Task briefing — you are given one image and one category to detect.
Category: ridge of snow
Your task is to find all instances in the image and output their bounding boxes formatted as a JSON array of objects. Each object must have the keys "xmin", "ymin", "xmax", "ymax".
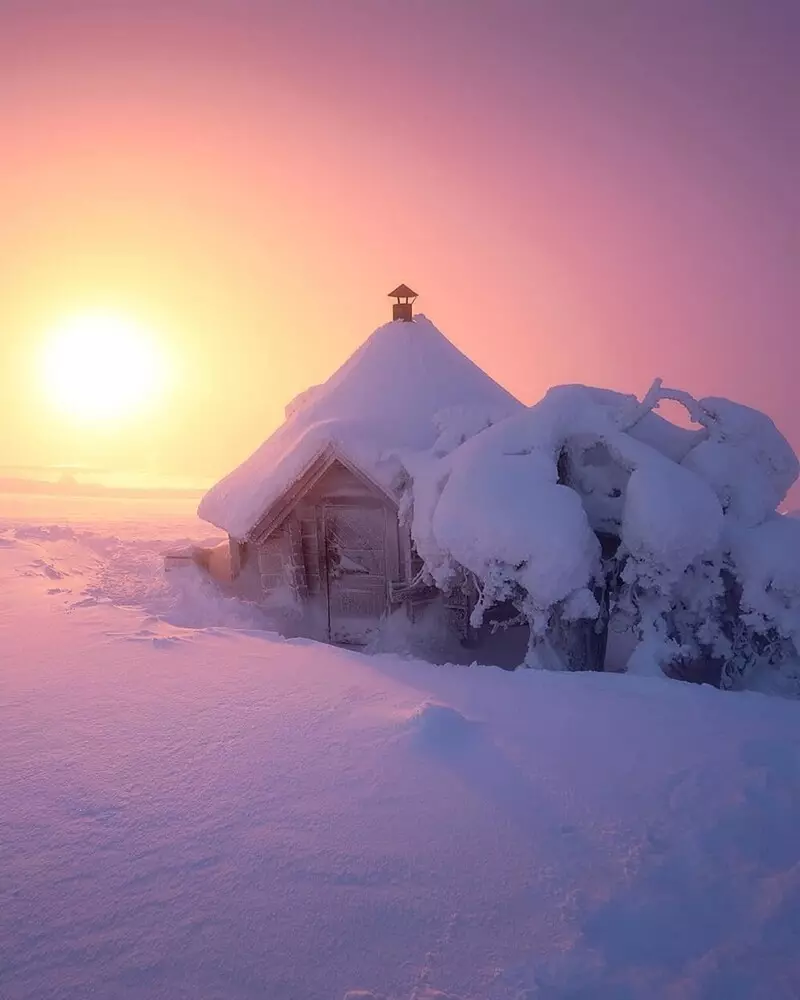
[{"xmin": 198, "ymin": 316, "xmax": 522, "ymax": 537}]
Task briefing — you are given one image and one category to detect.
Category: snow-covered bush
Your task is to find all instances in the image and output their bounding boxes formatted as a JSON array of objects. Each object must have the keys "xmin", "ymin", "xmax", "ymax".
[{"xmin": 400, "ymin": 379, "xmax": 800, "ymax": 693}]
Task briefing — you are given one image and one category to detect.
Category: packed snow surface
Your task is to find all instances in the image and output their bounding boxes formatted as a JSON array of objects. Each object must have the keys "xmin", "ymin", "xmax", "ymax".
[
  {"xmin": 2, "ymin": 495, "xmax": 800, "ymax": 999},
  {"xmin": 198, "ymin": 316, "xmax": 521, "ymax": 537}
]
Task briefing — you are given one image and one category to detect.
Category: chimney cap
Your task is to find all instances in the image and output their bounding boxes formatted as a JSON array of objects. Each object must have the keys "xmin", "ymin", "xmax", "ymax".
[{"xmin": 388, "ymin": 283, "xmax": 418, "ymax": 300}]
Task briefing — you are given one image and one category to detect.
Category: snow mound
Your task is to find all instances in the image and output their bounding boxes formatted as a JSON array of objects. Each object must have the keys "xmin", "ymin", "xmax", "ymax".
[
  {"xmin": 406, "ymin": 701, "xmax": 479, "ymax": 751},
  {"xmin": 622, "ymin": 460, "xmax": 723, "ymax": 573},
  {"xmin": 682, "ymin": 397, "xmax": 799, "ymax": 526},
  {"xmin": 199, "ymin": 316, "xmax": 521, "ymax": 537},
  {"xmin": 433, "ymin": 451, "xmax": 600, "ymax": 610}
]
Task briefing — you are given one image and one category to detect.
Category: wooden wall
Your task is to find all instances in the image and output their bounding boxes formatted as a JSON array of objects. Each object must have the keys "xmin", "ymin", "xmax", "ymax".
[{"xmin": 230, "ymin": 460, "xmax": 411, "ymax": 627}]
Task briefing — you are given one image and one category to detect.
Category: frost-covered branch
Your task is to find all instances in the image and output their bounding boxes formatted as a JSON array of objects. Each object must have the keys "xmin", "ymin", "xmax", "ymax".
[{"xmin": 620, "ymin": 377, "xmax": 709, "ymax": 431}]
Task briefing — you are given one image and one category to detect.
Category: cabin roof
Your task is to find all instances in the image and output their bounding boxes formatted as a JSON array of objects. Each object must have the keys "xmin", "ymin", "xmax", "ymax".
[
  {"xmin": 248, "ymin": 444, "xmax": 398, "ymax": 543},
  {"xmin": 198, "ymin": 314, "xmax": 522, "ymax": 539}
]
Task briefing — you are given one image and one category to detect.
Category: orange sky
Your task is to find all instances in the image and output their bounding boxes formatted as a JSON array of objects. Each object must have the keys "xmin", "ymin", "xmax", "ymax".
[{"xmin": 1, "ymin": 1, "xmax": 798, "ymax": 488}]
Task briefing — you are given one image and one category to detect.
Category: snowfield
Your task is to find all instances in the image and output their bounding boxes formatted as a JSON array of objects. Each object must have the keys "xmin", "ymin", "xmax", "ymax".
[{"xmin": 2, "ymin": 496, "xmax": 800, "ymax": 999}]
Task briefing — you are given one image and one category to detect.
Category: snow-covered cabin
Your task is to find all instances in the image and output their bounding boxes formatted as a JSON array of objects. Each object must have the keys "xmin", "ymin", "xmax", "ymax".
[{"xmin": 198, "ymin": 309, "xmax": 522, "ymax": 644}]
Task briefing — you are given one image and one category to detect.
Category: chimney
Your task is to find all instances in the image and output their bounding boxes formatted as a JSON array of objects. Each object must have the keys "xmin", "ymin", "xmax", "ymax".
[{"xmin": 388, "ymin": 284, "xmax": 418, "ymax": 322}]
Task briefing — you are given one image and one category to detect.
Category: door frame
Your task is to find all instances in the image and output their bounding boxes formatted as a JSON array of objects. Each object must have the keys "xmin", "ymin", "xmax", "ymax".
[{"xmin": 320, "ymin": 502, "xmax": 389, "ymax": 643}]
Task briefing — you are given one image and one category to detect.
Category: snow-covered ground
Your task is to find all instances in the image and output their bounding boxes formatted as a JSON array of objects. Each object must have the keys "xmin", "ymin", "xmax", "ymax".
[{"xmin": 2, "ymin": 495, "xmax": 800, "ymax": 1000}]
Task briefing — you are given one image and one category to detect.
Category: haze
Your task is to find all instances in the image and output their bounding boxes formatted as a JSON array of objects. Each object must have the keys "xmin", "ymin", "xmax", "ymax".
[{"xmin": 0, "ymin": 0, "xmax": 797, "ymax": 489}]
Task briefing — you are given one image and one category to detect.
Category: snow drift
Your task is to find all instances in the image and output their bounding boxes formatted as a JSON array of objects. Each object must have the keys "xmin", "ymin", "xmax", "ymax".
[{"xmin": 3, "ymin": 504, "xmax": 800, "ymax": 999}]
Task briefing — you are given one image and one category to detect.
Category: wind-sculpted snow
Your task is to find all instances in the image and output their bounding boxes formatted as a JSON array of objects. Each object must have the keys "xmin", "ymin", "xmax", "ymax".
[
  {"xmin": 1, "ymin": 501, "xmax": 800, "ymax": 999},
  {"xmin": 0, "ymin": 496, "xmax": 276, "ymax": 631}
]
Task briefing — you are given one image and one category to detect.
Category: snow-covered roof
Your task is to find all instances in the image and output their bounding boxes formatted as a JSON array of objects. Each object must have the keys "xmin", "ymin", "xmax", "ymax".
[{"xmin": 198, "ymin": 314, "xmax": 522, "ymax": 538}]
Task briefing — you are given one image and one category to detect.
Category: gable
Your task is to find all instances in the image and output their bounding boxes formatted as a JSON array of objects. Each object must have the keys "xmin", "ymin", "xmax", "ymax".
[{"xmin": 249, "ymin": 448, "xmax": 398, "ymax": 544}]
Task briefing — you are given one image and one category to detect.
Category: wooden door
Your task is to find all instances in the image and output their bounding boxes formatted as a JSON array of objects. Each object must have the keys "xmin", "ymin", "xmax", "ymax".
[{"xmin": 323, "ymin": 505, "xmax": 388, "ymax": 644}]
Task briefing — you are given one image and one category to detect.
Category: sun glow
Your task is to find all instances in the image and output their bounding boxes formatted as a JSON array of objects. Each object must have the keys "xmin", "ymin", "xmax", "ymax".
[{"xmin": 39, "ymin": 313, "xmax": 169, "ymax": 424}]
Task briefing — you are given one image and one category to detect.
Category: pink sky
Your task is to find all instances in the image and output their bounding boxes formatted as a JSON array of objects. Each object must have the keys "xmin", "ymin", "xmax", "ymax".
[{"xmin": 0, "ymin": 0, "xmax": 797, "ymax": 491}]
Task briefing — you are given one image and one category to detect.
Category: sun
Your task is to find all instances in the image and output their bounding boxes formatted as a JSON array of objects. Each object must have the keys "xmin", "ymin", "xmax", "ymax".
[{"xmin": 40, "ymin": 312, "xmax": 169, "ymax": 424}]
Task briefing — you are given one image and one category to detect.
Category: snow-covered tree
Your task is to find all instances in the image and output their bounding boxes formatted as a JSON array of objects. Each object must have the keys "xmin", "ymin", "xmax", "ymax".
[{"xmin": 401, "ymin": 380, "xmax": 800, "ymax": 694}]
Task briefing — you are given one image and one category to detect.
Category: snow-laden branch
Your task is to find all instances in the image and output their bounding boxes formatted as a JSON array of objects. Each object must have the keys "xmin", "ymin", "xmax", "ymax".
[
  {"xmin": 404, "ymin": 378, "xmax": 800, "ymax": 688},
  {"xmin": 620, "ymin": 377, "xmax": 710, "ymax": 431}
]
